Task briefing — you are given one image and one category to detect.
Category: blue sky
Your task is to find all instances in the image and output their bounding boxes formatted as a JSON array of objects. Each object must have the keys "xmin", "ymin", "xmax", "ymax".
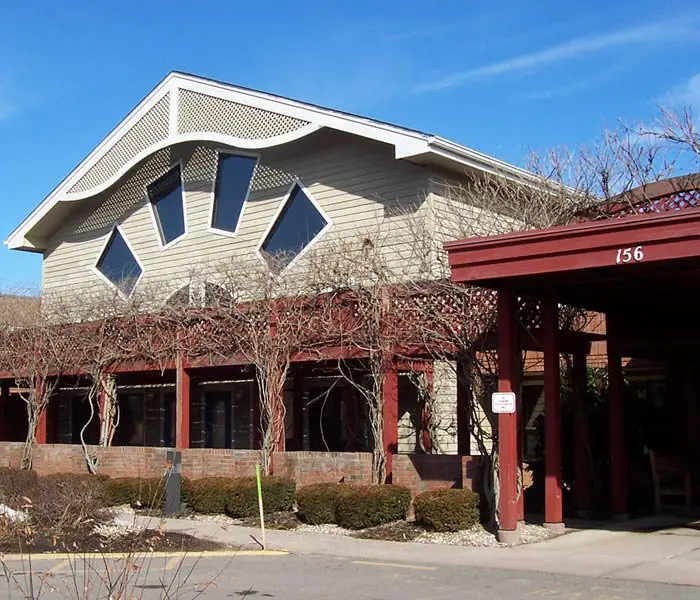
[{"xmin": 1, "ymin": 0, "xmax": 699, "ymax": 290}]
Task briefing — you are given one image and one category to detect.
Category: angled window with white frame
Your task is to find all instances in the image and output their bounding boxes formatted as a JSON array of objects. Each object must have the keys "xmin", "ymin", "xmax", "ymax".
[
  {"xmin": 259, "ymin": 182, "xmax": 330, "ymax": 272},
  {"xmin": 95, "ymin": 227, "xmax": 143, "ymax": 296},
  {"xmin": 147, "ymin": 164, "xmax": 186, "ymax": 247},
  {"xmin": 210, "ymin": 153, "xmax": 257, "ymax": 235}
]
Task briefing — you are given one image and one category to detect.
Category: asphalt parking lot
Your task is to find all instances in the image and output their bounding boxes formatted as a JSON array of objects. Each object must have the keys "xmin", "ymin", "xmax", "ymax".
[{"xmin": 2, "ymin": 550, "xmax": 699, "ymax": 600}]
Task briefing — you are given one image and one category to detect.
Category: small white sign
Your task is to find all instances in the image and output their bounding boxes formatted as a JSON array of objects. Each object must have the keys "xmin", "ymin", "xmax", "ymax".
[{"xmin": 492, "ymin": 392, "xmax": 516, "ymax": 414}]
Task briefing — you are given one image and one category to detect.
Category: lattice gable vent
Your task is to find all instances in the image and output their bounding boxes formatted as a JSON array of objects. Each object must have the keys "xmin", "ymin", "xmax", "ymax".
[
  {"xmin": 68, "ymin": 94, "xmax": 171, "ymax": 194},
  {"xmin": 177, "ymin": 89, "xmax": 310, "ymax": 139}
]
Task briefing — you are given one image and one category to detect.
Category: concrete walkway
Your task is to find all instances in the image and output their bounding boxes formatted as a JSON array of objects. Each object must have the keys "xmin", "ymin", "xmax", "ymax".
[{"xmin": 124, "ymin": 513, "xmax": 700, "ymax": 588}]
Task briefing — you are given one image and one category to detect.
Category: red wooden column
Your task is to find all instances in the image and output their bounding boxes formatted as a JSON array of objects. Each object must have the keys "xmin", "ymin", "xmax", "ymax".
[
  {"xmin": 496, "ymin": 290, "xmax": 520, "ymax": 544},
  {"xmin": 0, "ymin": 380, "xmax": 10, "ymax": 440},
  {"xmin": 383, "ymin": 362, "xmax": 399, "ymax": 484},
  {"xmin": 572, "ymin": 350, "xmax": 592, "ymax": 517},
  {"xmin": 607, "ymin": 314, "xmax": 627, "ymax": 519},
  {"xmin": 456, "ymin": 360, "xmax": 471, "ymax": 455},
  {"xmin": 35, "ymin": 376, "xmax": 48, "ymax": 445},
  {"xmin": 542, "ymin": 298, "xmax": 564, "ymax": 531},
  {"xmin": 292, "ymin": 367, "xmax": 305, "ymax": 451},
  {"xmin": 175, "ymin": 354, "xmax": 191, "ymax": 450}
]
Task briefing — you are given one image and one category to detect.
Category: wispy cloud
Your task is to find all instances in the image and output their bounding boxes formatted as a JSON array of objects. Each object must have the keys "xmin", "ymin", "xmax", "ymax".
[
  {"xmin": 514, "ymin": 63, "xmax": 627, "ymax": 101},
  {"xmin": 415, "ymin": 16, "xmax": 698, "ymax": 93},
  {"xmin": 666, "ymin": 73, "xmax": 700, "ymax": 109}
]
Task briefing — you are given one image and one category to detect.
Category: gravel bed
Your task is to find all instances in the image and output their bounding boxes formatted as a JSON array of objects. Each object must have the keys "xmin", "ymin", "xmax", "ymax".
[
  {"xmin": 149, "ymin": 508, "xmax": 560, "ymax": 547},
  {"xmin": 415, "ymin": 523, "xmax": 558, "ymax": 547}
]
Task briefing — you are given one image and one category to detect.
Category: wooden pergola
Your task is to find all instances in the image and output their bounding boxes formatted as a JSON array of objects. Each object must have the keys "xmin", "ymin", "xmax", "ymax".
[{"xmin": 445, "ymin": 187, "xmax": 700, "ymax": 544}]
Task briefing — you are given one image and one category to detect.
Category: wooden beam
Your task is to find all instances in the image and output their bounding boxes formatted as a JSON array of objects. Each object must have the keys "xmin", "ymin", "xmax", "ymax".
[
  {"xmin": 496, "ymin": 291, "xmax": 520, "ymax": 543},
  {"xmin": 542, "ymin": 299, "xmax": 564, "ymax": 530}
]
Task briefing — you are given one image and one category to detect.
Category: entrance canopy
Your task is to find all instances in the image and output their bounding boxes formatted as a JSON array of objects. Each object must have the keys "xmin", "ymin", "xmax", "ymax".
[{"xmin": 445, "ymin": 204, "xmax": 700, "ymax": 358}]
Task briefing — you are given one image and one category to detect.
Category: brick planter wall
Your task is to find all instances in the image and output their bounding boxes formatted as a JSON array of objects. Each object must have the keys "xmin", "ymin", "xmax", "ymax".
[
  {"xmin": 0, "ymin": 442, "xmax": 476, "ymax": 495},
  {"xmin": 393, "ymin": 454, "xmax": 480, "ymax": 494},
  {"xmin": 273, "ymin": 452, "xmax": 374, "ymax": 485}
]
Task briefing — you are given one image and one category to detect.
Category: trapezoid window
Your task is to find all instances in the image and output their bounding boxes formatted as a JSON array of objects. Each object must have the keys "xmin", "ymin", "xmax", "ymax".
[
  {"xmin": 211, "ymin": 153, "xmax": 257, "ymax": 234},
  {"xmin": 147, "ymin": 164, "xmax": 186, "ymax": 247},
  {"xmin": 95, "ymin": 228, "xmax": 143, "ymax": 295},
  {"xmin": 260, "ymin": 183, "xmax": 329, "ymax": 272}
]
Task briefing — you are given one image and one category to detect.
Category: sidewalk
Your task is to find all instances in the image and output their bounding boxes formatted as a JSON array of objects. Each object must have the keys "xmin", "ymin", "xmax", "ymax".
[{"xmin": 125, "ymin": 513, "xmax": 700, "ymax": 587}]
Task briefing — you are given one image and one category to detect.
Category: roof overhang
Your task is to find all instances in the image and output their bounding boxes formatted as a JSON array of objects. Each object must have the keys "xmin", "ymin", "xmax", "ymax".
[
  {"xmin": 445, "ymin": 207, "xmax": 700, "ymax": 315},
  {"xmin": 6, "ymin": 71, "xmax": 537, "ymax": 253}
]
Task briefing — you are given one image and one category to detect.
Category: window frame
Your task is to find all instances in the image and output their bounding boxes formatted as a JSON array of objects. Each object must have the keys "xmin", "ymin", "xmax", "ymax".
[
  {"xmin": 145, "ymin": 161, "xmax": 188, "ymax": 250},
  {"xmin": 255, "ymin": 178, "xmax": 333, "ymax": 274},
  {"xmin": 92, "ymin": 224, "xmax": 145, "ymax": 298},
  {"xmin": 208, "ymin": 149, "xmax": 260, "ymax": 239}
]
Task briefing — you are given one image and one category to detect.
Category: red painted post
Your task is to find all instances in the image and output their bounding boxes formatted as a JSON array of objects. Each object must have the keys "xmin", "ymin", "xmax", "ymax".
[
  {"xmin": 383, "ymin": 363, "xmax": 399, "ymax": 484},
  {"xmin": 497, "ymin": 290, "xmax": 520, "ymax": 543},
  {"xmin": 0, "ymin": 380, "xmax": 10, "ymax": 441},
  {"xmin": 293, "ymin": 367, "xmax": 305, "ymax": 451},
  {"xmin": 607, "ymin": 314, "xmax": 627, "ymax": 519},
  {"xmin": 542, "ymin": 298, "xmax": 564, "ymax": 530},
  {"xmin": 175, "ymin": 355, "xmax": 191, "ymax": 450},
  {"xmin": 35, "ymin": 376, "xmax": 48, "ymax": 445},
  {"xmin": 421, "ymin": 364, "xmax": 434, "ymax": 454},
  {"xmin": 456, "ymin": 360, "xmax": 470, "ymax": 455},
  {"xmin": 572, "ymin": 350, "xmax": 592, "ymax": 517}
]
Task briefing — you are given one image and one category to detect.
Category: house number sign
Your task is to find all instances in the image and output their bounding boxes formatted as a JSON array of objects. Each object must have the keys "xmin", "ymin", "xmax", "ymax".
[{"xmin": 615, "ymin": 245, "xmax": 644, "ymax": 264}]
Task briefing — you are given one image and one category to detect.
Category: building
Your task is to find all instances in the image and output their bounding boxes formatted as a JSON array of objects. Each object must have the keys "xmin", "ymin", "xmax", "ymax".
[{"xmin": 4, "ymin": 72, "xmax": 686, "ymax": 523}]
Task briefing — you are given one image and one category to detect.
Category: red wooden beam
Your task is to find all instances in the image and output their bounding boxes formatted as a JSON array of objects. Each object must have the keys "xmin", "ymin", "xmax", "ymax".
[
  {"xmin": 446, "ymin": 206, "xmax": 700, "ymax": 283},
  {"xmin": 496, "ymin": 291, "xmax": 520, "ymax": 543},
  {"xmin": 542, "ymin": 299, "xmax": 564, "ymax": 530},
  {"xmin": 607, "ymin": 314, "xmax": 627, "ymax": 519},
  {"xmin": 35, "ymin": 376, "xmax": 47, "ymax": 445},
  {"xmin": 175, "ymin": 354, "xmax": 191, "ymax": 450},
  {"xmin": 572, "ymin": 350, "xmax": 592, "ymax": 517},
  {"xmin": 383, "ymin": 362, "xmax": 399, "ymax": 484}
]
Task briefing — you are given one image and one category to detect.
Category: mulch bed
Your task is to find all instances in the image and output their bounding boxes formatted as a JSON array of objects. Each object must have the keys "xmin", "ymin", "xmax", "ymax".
[
  {"xmin": 351, "ymin": 521, "xmax": 425, "ymax": 542},
  {"xmin": 0, "ymin": 529, "xmax": 231, "ymax": 555},
  {"xmin": 234, "ymin": 511, "xmax": 302, "ymax": 530}
]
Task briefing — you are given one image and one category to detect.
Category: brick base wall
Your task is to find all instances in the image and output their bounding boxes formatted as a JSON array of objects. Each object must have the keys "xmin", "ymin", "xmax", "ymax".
[
  {"xmin": 393, "ymin": 454, "xmax": 480, "ymax": 494},
  {"xmin": 274, "ymin": 451, "xmax": 373, "ymax": 485},
  {"xmin": 0, "ymin": 443, "xmax": 476, "ymax": 495},
  {"xmin": 0, "ymin": 443, "xmax": 373, "ymax": 486}
]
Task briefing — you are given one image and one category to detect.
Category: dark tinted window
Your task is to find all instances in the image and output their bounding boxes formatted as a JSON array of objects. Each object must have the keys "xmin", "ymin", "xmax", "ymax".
[
  {"xmin": 148, "ymin": 165, "xmax": 185, "ymax": 245},
  {"xmin": 96, "ymin": 228, "xmax": 142, "ymax": 295},
  {"xmin": 260, "ymin": 184, "xmax": 328, "ymax": 271},
  {"xmin": 212, "ymin": 154, "xmax": 257, "ymax": 233}
]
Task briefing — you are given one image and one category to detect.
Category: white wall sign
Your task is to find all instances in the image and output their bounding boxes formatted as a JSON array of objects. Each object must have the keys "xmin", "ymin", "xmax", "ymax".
[{"xmin": 492, "ymin": 392, "xmax": 516, "ymax": 414}]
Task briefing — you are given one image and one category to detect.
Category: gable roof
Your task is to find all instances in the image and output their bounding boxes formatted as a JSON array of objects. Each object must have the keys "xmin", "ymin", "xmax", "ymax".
[{"xmin": 6, "ymin": 71, "xmax": 537, "ymax": 252}]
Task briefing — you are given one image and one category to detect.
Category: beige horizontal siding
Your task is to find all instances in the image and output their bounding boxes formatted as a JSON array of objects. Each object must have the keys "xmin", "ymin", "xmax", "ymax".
[{"xmin": 42, "ymin": 131, "xmax": 432, "ymax": 302}]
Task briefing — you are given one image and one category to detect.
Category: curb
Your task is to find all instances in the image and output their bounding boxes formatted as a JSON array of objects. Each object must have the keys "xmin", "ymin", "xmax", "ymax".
[{"xmin": 0, "ymin": 549, "xmax": 289, "ymax": 561}]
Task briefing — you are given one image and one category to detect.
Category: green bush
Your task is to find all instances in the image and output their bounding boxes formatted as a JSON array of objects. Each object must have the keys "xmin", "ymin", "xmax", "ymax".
[
  {"xmin": 225, "ymin": 476, "xmax": 296, "ymax": 518},
  {"xmin": 336, "ymin": 485, "xmax": 411, "ymax": 530},
  {"xmin": 413, "ymin": 489, "xmax": 480, "ymax": 532},
  {"xmin": 187, "ymin": 477, "xmax": 234, "ymax": 514},
  {"xmin": 297, "ymin": 483, "xmax": 350, "ymax": 524},
  {"xmin": 104, "ymin": 477, "xmax": 165, "ymax": 508}
]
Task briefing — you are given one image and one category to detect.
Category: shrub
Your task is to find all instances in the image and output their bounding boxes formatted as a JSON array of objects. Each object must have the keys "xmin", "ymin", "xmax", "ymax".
[
  {"xmin": 104, "ymin": 477, "xmax": 165, "ymax": 508},
  {"xmin": 413, "ymin": 489, "xmax": 480, "ymax": 532},
  {"xmin": 32, "ymin": 473, "xmax": 110, "ymax": 531},
  {"xmin": 0, "ymin": 468, "xmax": 39, "ymax": 507},
  {"xmin": 297, "ymin": 483, "xmax": 350, "ymax": 525},
  {"xmin": 187, "ymin": 477, "xmax": 234, "ymax": 514},
  {"xmin": 336, "ymin": 485, "xmax": 411, "ymax": 530},
  {"xmin": 225, "ymin": 477, "xmax": 296, "ymax": 518}
]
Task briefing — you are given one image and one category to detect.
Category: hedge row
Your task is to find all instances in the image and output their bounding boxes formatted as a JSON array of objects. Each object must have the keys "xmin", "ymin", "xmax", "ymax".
[
  {"xmin": 297, "ymin": 483, "xmax": 411, "ymax": 529},
  {"xmin": 297, "ymin": 483, "xmax": 480, "ymax": 531},
  {"xmin": 186, "ymin": 476, "xmax": 295, "ymax": 517}
]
